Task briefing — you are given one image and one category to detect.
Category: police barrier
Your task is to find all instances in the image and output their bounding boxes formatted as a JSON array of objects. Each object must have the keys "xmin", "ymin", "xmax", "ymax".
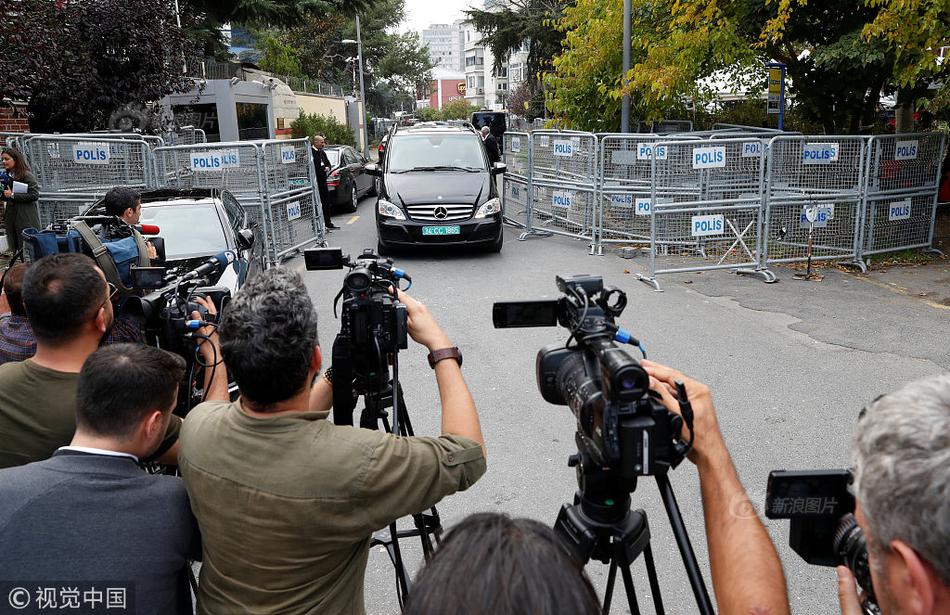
[
  {"xmin": 154, "ymin": 140, "xmax": 325, "ymax": 266},
  {"xmin": 763, "ymin": 136, "xmax": 867, "ymax": 269},
  {"xmin": 501, "ymin": 132, "xmax": 534, "ymax": 234},
  {"xmin": 636, "ymin": 138, "xmax": 775, "ymax": 291},
  {"xmin": 597, "ymin": 134, "xmax": 665, "ymax": 247},
  {"xmin": 860, "ymin": 132, "xmax": 946, "ymax": 259},
  {"xmin": 22, "ymin": 136, "xmax": 154, "ymax": 227},
  {"xmin": 528, "ymin": 130, "xmax": 599, "ymax": 251}
]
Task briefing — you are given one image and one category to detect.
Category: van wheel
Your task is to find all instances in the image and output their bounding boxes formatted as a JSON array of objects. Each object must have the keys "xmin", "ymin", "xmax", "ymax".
[
  {"xmin": 377, "ymin": 239, "xmax": 393, "ymax": 256},
  {"xmin": 486, "ymin": 230, "xmax": 504, "ymax": 253}
]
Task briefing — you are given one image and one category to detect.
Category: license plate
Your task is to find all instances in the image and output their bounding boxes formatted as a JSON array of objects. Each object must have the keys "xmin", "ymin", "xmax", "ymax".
[{"xmin": 422, "ymin": 225, "xmax": 461, "ymax": 236}]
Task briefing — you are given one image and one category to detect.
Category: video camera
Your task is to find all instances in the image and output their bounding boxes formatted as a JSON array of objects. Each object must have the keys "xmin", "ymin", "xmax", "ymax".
[
  {"xmin": 494, "ymin": 275, "xmax": 692, "ymax": 483},
  {"xmin": 766, "ymin": 469, "xmax": 879, "ymax": 614},
  {"xmin": 494, "ymin": 275, "xmax": 714, "ymax": 615},
  {"xmin": 304, "ymin": 247, "xmax": 410, "ymax": 427}
]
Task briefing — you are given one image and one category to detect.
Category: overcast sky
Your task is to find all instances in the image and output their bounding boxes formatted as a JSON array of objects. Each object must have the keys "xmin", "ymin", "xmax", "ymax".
[{"xmin": 399, "ymin": 0, "xmax": 478, "ymax": 34}]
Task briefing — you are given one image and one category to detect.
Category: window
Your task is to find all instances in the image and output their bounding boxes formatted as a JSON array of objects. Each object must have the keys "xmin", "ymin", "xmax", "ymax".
[
  {"xmin": 342, "ymin": 148, "xmax": 359, "ymax": 165},
  {"xmin": 221, "ymin": 191, "xmax": 245, "ymax": 236},
  {"xmin": 387, "ymin": 134, "xmax": 486, "ymax": 172}
]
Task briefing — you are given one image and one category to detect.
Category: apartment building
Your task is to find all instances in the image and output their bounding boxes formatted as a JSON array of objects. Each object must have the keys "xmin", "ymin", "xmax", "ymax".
[{"xmin": 421, "ymin": 21, "xmax": 465, "ymax": 73}]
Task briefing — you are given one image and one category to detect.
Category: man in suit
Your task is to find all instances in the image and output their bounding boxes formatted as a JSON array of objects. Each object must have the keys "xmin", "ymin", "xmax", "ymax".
[
  {"xmin": 0, "ymin": 344, "xmax": 201, "ymax": 615},
  {"xmin": 312, "ymin": 135, "xmax": 339, "ymax": 231},
  {"xmin": 481, "ymin": 126, "xmax": 501, "ymax": 165}
]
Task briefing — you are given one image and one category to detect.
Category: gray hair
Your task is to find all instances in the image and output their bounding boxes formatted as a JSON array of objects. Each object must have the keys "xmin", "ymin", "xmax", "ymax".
[
  {"xmin": 218, "ymin": 267, "xmax": 319, "ymax": 408},
  {"xmin": 853, "ymin": 373, "xmax": 950, "ymax": 584},
  {"xmin": 480, "ymin": 126, "xmax": 490, "ymax": 135}
]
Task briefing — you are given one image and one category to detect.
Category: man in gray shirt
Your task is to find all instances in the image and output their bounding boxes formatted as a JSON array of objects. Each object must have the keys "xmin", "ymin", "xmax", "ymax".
[{"xmin": 0, "ymin": 344, "xmax": 201, "ymax": 615}]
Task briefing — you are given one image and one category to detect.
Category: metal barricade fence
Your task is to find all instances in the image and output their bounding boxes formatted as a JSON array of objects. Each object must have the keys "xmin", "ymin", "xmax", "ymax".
[
  {"xmin": 528, "ymin": 130, "xmax": 598, "ymax": 250},
  {"xmin": 501, "ymin": 132, "xmax": 532, "ymax": 231},
  {"xmin": 259, "ymin": 139, "xmax": 324, "ymax": 264},
  {"xmin": 763, "ymin": 135, "xmax": 867, "ymax": 268},
  {"xmin": 23, "ymin": 135, "xmax": 154, "ymax": 227},
  {"xmin": 638, "ymin": 138, "xmax": 774, "ymax": 291},
  {"xmin": 598, "ymin": 134, "xmax": 662, "ymax": 247},
  {"xmin": 860, "ymin": 132, "xmax": 947, "ymax": 259}
]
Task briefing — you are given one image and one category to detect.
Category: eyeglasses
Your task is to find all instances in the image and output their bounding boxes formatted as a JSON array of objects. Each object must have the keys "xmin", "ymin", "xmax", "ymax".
[{"xmin": 99, "ymin": 282, "xmax": 118, "ymax": 310}]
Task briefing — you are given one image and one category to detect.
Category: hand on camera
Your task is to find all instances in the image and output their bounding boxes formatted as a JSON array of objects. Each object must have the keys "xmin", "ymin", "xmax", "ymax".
[
  {"xmin": 836, "ymin": 566, "xmax": 864, "ymax": 615},
  {"xmin": 191, "ymin": 296, "xmax": 219, "ymax": 361},
  {"xmin": 2, "ymin": 189, "xmax": 11, "ymax": 199},
  {"xmin": 641, "ymin": 360, "xmax": 725, "ymax": 465},
  {"xmin": 145, "ymin": 240, "xmax": 158, "ymax": 261},
  {"xmin": 395, "ymin": 290, "xmax": 452, "ymax": 352}
]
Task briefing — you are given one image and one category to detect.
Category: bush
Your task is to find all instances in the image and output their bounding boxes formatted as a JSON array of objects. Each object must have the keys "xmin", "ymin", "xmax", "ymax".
[{"xmin": 291, "ymin": 111, "xmax": 356, "ymax": 146}]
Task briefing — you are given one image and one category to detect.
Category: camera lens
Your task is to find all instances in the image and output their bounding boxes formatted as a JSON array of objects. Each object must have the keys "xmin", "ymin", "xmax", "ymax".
[
  {"xmin": 834, "ymin": 513, "xmax": 878, "ymax": 609},
  {"xmin": 346, "ymin": 270, "xmax": 372, "ymax": 292}
]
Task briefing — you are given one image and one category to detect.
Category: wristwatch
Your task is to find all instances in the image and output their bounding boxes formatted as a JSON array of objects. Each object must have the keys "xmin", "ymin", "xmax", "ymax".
[{"xmin": 427, "ymin": 347, "xmax": 462, "ymax": 369}]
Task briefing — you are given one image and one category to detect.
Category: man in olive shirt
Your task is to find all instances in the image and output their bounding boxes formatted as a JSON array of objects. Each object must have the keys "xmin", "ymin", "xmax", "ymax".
[
  {"xmin": 0, "ymin": 253, "xmax": 220, "ymax": 468},
  {"xmin": 179, "ymin": 268, "xmax": 486, "ymax": 614}
]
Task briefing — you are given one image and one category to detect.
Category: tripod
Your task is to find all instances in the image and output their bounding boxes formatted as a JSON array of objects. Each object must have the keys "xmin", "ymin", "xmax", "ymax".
[
  {"xmin": 555, "ymin": 460, "xmax": 716, "ymax": 615},
  {"xmin": 354, "ymin": 378, "xmax": 443, "ymax": 608}
]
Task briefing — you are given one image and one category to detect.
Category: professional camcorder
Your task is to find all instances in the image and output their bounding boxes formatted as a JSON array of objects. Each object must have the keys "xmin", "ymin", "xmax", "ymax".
[
  {"xmin": 305, "ymin": 247, "xmax": 410, "ymax": 428},
  {"xmin": 766, "ymin": 469, "xmax": 880, "ymax": 615},
  {"xmin": 494, "ymin": 275, "xmax": 714, "ymax": 615}
]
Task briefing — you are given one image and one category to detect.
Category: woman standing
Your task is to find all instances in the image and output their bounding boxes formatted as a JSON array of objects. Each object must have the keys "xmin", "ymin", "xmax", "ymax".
[{"xmin": 1, "ymin": 148, "xmax": 40, "ymax": 255}]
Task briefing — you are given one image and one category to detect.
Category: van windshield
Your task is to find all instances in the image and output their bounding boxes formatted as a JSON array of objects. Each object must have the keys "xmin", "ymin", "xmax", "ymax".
[{"xmin": 387, "ymin": 134, "xmax": 485, "ymax": 173}]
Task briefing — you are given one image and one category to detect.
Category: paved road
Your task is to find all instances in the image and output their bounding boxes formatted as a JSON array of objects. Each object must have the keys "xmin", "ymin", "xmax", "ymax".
[{"xmin": 292, "ymin": 197, "xmax": 947, "ymax": 614}]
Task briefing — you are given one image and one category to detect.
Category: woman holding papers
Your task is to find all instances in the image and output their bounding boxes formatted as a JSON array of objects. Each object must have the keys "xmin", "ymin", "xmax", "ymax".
[{"xmin": 1, "ymin": 148, "xmax": 40, "ymax": 255}]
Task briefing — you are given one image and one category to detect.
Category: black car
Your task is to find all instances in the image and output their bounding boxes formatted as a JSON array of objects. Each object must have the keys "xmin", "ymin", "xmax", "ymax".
[
  {"xmin": 324, "ymin": 145, "xmax": 375, "ymax": 213},
  {"xmin": 367, "ymin": 122, "xmax": 507, "ymax": 254}
]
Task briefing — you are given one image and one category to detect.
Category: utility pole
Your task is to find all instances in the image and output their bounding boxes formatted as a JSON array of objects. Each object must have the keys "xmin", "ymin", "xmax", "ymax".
[
  {"xmin": 356, "ymin": 16, "xmax": 369, "ymax": 157},
  {"xmin": 620, "ymin": 0, "xmax": 631, "ymax": 132}
]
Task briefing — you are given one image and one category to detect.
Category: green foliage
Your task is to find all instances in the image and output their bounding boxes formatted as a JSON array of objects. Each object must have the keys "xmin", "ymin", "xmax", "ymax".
[
  {"xmin": 438, "ymin": 99, "xmax": 480, "ymax": 120},
  {"xmin": 548, "ymin": 0, "xmax": 948, "ymax": 133},
  {"xmin": 291, "ymin": 111, "xmax": 356, "ymax": 146},
  {"xmin": 465, "ymin": 0, "xmax": 567, "ymax": 79},
  {"xmin": 416, "ymin": 107, "xmax": 441, "ymax": 121},
  {"xmin": 257, "ymin": 33, "xmax": 305, "ymax": 77},
  {"xmin": 1, "ymin": 0, "xmax": 199, "ymax": 132}
]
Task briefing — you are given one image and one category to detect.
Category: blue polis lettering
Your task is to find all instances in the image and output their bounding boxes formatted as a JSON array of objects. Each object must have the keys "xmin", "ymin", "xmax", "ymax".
[
  {"xmin": 896, "ymin": 146, "xmax": 917, "ymax": 158},
  {"xmin": 554, "ymin": 143, "xmax": 572, "ymax": 155},
  {"xmin": 553, "ymin": 194, "xmax": 571, "ymax": 206},
  {"xmin": 890, "ymin": 205, "xmax": 910, "ymax": 217},
  {"xmin": 694, "ymin": 218, "xmax": 723, "ymax": 233},
  {"xmin": 77, "ymin": 149, "xmax": 107, "ymax": 161},
  {"xmin": 694, "ymin": 150, "xmax": 724, "ymax": 165},
  {"xmin": 804, "ymin": 149, "xmax": 835, "ymax": 161},
  {"xmin": 222, "ymin": 154, "xmax": 237, "ymax": 165}
]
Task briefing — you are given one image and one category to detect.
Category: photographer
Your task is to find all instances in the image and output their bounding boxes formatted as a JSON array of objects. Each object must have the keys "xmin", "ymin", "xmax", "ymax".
[
  {"xmin": 178, "ymin": 268, "xmax": 486, "ymax": 614},
  {"xmin": 644, "ymin": 360, "xmax": 790, "ymax": 615},
  {"xmin": 0, "ymin": 344, "xmax": 201, "ymax": 615},
  {"xmin": 837, "ymin": 375, "xmax": 950, "ymax": 615},
  {"xmin": 0, "ymin": 264, "xmax": 34, "ymax": 364},
  {"xmin": 0, "ymin": 253, "xmax": 224, "ymax": 469}
]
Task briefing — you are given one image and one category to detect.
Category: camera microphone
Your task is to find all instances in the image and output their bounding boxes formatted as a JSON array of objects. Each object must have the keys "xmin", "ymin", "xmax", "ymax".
[
  {"xmin": 135, "ymin": 224, "xmax": 161, "ymax": 235},
  {"xmin": 181, "ymin": 250, "xmax": 237, "ymax": 281}
]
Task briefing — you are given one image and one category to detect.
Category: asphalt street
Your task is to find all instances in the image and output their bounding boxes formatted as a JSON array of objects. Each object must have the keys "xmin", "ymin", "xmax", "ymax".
[{"xmin": 291, "ymin": 195, "xmax": 948, "ymax": 615}]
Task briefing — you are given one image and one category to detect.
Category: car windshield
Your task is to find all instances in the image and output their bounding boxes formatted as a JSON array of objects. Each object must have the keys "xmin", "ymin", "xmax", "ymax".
[
  {"xmin": 324, "ymin": 149, "xmax": 341, "ymax": 166},
  {"xmin": 140, "ymin": 202, "xmax": 229, "ymax": 260},
  {"xmin": 387, "ymin": 134, "xmax": 485, "ymax": 172}
]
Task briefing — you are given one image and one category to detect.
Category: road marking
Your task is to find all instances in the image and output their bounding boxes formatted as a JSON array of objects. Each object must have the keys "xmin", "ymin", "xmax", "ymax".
[
  {"xmin": 855, "ymin": 275, "xmax": 950, "ymax": 311},
  {"xmin": 347, "ymin": 216, "xmax": 359, "ymax": 225}
]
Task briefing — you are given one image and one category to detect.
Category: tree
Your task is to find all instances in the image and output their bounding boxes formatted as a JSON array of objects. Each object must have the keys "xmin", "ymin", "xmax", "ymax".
[
  {"xmin": 1, "ymin": 0, "xmax": 200, "ymax": 133},
  {"xmin": 438, "ymin": 99, "xmax": 479, "ymax": 120},
  {"xmin": 257, "ymin": 33, "xmax": 305, "ymax": 77},
  {"xmin": 547, "ymin": 0, "xmax": 948, "ymax": 133},
  {"xmin": 291, "ymin": 111, "xmax": 356, "ymax": 145},
  {"xmin": 465, "ymin": 0, "xmax": 568, "ymax": 79}
]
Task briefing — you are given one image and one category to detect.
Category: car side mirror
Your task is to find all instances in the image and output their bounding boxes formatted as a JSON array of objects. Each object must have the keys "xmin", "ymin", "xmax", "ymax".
[
  {"xmin": 492, "ymin": 162, "xmax": 507, "ymax": 175},
  {"xmin": 365, "ymin": 163, "xmax": 382, "ymax": 176},
  {"xmin": 236, "ymin": 228, "xmax": 255, "ymax": 251}
]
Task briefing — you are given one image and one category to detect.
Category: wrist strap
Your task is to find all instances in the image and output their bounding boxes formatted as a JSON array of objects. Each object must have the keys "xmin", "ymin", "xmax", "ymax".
[{"xmin": 427, "ymin": 347, "xmax": 462, "ymax": 369}]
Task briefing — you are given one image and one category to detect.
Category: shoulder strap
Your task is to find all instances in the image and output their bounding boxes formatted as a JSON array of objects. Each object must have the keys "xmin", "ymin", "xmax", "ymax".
[
  {"xmin": 131, "ymin": 228, "xmax": 149, "ymax": 268},
  {"xmin": 72, "ymin": 220, "xmax": 132, "ymax": 293}
]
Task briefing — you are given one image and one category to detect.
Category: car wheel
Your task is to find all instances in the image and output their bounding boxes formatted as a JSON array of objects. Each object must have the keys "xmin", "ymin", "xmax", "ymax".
[
  {"xmin": 345, "ymin": 185, "xmax": 358, "ymax": 213},
  {"xmin": 486, "ymin": 229, "xmax": 504, "ymax": 253},
  {"xmin": 377, "ymin": 238, "xmax": 394, "ymax": 256}
]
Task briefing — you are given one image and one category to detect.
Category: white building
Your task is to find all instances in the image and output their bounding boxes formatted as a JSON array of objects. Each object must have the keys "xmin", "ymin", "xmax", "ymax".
[
  {"xmin": 421, "ymin": 21, "xmax": 465, "ymax": 73},
  {"xmin": 461, "ymin": 3, "xmax": 530, "ymax": 111}
]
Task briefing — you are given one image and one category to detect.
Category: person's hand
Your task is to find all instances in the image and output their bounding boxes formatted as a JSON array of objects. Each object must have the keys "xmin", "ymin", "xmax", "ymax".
[
  {"xmin": 836, "ymin": 567, "xmax": 864, "ymax": 615},
  {"xmin": 191, "ymin": 296, "xmax": 220, "ymax": 361},
  {"xmin": 640, "ymin": 359, "xmax": 724, "ymax": 465},
  {"xmin": 145, "ymin": 240, "xmax": 158, "ymax": 260},
  {"xmin": 2, "ymin": 189, "xmax": 11, "ymax": 198},
  {"xmin": 395, "ymin": 289, "xmax": 452, "ymax": 352}
]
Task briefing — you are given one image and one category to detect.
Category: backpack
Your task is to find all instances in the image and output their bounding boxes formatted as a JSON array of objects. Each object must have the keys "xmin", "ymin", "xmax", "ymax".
[{"xmin": 21, "ymin": 221, "xmax": 149, "ymax": 293}]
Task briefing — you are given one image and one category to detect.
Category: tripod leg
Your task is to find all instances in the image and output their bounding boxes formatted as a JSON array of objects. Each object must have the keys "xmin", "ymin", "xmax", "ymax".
[
  {"xmin": 603, "ymin": 557, "xmax": 618, "ymax": 615},
  {"xmin": 642, "ymin": 544, "xmax": 666, "ymax": 615},
  {"xmin": 387, "ymin": 520, "xmax": 411, "ymax": 606},
  {"xmin": 656, "ymin": 475, "xmax": 715, "ymax": 615},
  {"xmin": 619, "ymin": 561, "xmax": 642, "ymax": 615}
]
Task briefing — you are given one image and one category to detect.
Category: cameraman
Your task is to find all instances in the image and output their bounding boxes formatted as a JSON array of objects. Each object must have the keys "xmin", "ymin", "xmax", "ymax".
[
  {"xmin": 103, "ymin": 186, "xmax": 158, "ymax": 260},
  {"xmin": 178, "ymin": 268, "xmax": 486, "ymax": 614},
  {"xmin": 837, "ymin": 375, "xmax": 949, "ymax": 615},
  {"xmin": 644, "ymin": 360, "xmax": 791, "ymax": 615}
]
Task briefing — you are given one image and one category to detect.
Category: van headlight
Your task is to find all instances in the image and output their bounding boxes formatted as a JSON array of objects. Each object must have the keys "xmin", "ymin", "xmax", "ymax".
[
  {"xmin": 474, "ymin": 198, "xmax": 502, "ymax": 219},
  {"xmin": 378, "ymin": 199, "xmax": 406, "ymax": 220}
]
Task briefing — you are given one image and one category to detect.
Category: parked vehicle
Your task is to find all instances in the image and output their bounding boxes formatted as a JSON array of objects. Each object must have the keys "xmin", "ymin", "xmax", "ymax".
[
  {"xmin": 471, "ymin": 111, "xmax": 508, "ymax": 153},
  {"xmin": 367, "ymin": 122, "xmax": 507, "ymax": 254},
  {"xmin": 85, "ymin": 188, "xmax": 264, "ymax": 294},
  {"xmin": 324, "ymin": 145, "xmax": 375, "ymax": 213}
]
